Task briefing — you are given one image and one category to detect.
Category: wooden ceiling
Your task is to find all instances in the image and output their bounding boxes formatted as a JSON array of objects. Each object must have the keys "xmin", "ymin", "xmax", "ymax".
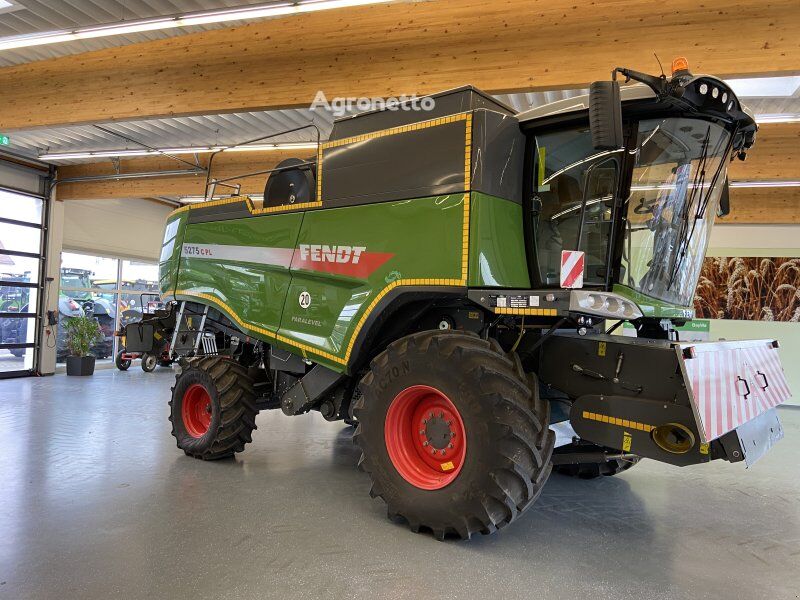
[{"xmin": 1, "ymin": 0, "xmax": 799, "ymax": 130}]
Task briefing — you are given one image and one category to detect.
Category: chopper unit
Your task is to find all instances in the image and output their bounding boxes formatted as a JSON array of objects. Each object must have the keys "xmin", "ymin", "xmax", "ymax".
[{"xmin": 150, "ymin": 58, "xmax": 790, "ymax": 539}]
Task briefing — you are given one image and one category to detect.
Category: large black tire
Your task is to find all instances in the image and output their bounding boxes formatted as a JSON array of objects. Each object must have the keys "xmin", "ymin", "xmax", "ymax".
[
  {"xmin": 354, "ymin": 330, "xmax": 554, "ymax": 540},
  {"xmin": 141, "ymin": 352, "xmax": 157, "ymax": 372},
  {"xmin": 169, "ymin": 356, "xmax": 258, "ymax": 460},
  {"xmin": 553, "ymin": 440, "xmax": 640, "ymax": 479},
  {"xmin": 115, "ymin": 350, "xmax": 131, "ymax": 371}
]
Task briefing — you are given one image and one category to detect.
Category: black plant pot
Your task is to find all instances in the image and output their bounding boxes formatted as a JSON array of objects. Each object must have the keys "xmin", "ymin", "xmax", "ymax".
[{"xmin": 66, "ymin": 355, "xmax": 96, "ymax": 376}]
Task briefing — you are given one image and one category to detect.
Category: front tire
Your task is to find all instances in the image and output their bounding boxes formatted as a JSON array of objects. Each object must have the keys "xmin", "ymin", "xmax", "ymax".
[
  {"xmin": 355, "ymin": 330, "xmax": 554, "ymax": 540},
  {"xmin": 169, "ymin": 356, "xmax": 258, "ymax": 460}
]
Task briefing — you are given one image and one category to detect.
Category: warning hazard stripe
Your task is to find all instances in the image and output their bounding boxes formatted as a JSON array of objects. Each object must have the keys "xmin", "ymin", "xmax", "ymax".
[
  {"xmin": 683, "ymin": 343, "xmax": 791, "ymax": 442},
  {"xmin": 560, "ymin": 250, "xmax": 584, "ymax": 288}
]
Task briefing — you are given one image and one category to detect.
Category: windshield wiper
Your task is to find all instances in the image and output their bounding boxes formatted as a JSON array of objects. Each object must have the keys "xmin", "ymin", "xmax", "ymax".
[{"xmin": 666, "ymin": 125, "xmax": 731, "ymax": 290}]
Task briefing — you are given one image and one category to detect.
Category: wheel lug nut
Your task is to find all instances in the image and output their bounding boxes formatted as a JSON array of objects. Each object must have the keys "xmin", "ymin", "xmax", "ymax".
[
  {"xmin": 439, "ymin": 412, "xmax": 444, "ymax": 418},
  {"xmin": 449, "ymin": 443, "xmax": 454, "ymax": 449},
  {"xmin": 419, "ymin": 430, "xmax": 425, "ymax": 435},
  {"xmin": 423, "ymin": 419, "xmax": 428, "ymax": 424},
  {"xmin": 429, "ymin": 412, "xmax": 434, "ymax": 419},
  {"xmin": 450, "ymin": 432, "xmax": 456, "ymax": 438},
  {"xmin": 446, "ymin": 420, "xmax": 452, "ymax": 425},
  {"xmin": 440, "ymin": 449, "xmax": 446, "ymax": 455},
  {"xmin": 423, "ymin": 441, "xmax": 429, "ymax": 447},
  {"xmin": 431, "ymin": 449, "xmax": 436, "ymax": 455}
]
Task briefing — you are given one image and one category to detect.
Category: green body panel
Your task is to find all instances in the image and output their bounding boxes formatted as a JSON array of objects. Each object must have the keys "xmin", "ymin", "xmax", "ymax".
[
  {"xmin": 176, "ymin": 212, "xmax": 304, "ymax": 337},
  {"xmin": 613, "ymin": 284, "xmax": 695, "ymax": 320},
  {"xmin": 279, "ymin": 194, "xmax": 466, "ymax": 369},
  {"xmin": 467, "ymin": 192, "xmax": 530, "ymax": 288},
  {"xmin": 161, "ymin": 194, "xmax": 468, "ymax": 372},
  {"xmin": 158, "ymin": 213, "xmax": 187, "ymax": 296}
]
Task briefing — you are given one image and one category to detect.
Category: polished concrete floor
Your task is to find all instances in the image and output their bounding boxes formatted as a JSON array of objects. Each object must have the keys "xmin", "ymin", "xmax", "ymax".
[{"xmin": 0, "ymin": 368, "xmax": 798, "ymax": 600}]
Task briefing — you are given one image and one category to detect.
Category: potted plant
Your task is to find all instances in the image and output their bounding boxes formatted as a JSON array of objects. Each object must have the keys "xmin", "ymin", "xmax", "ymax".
[{"xmin": 63, "ymin": 316, "xmax": 102, "ymax": 376}]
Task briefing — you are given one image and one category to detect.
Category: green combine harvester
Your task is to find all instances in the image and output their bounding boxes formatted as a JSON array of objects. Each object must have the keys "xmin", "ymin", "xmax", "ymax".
[{"xmin": 154, "ymin": 59, "xmax": 791, "ymax": 539}]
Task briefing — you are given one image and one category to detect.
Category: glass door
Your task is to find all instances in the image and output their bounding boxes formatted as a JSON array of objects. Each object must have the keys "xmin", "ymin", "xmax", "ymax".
[{"xmin": 0, "ymin": 189, "xmax": 45, "ymax": 376}]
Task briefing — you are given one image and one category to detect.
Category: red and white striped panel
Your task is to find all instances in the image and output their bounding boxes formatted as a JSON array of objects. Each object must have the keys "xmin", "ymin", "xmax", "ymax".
[
  {"xmin": 681, "ymin": 340, "xmax": 792, "ymax": 442},
  {"xmin": 560, "ymin": 250, "xmax": 584, "ymax": 289}
]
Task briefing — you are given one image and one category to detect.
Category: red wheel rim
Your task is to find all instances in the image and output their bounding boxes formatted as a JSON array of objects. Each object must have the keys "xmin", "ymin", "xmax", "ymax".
[
  {"xmin": 384, "ymin": 385, "xmax": 466, "ymax": 490},
  {"xmin": 182, "ymin": 384, "xmax": 212, "ymax": 438}
]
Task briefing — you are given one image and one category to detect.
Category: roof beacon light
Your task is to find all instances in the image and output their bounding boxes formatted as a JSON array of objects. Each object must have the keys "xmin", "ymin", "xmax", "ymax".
[{"xmin": 671, "ymin": 56, "xmax": 690, "ymax": 76}]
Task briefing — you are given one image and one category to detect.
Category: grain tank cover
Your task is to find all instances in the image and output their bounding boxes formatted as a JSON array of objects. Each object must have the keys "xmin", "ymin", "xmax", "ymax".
[{"xmin": 329, "ymin": 86, "xmax": 514, "ymax": 140}]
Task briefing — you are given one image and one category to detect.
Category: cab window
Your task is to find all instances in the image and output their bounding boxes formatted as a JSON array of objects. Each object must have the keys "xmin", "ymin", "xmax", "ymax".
[{"xmin": 532, "ymin": 126, "xmax": 619, "ymax": 286}]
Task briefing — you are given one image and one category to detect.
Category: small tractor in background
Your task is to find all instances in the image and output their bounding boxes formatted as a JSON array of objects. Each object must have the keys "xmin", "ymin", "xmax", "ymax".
[
  {"xmin": 115, "ymin": 294, "xmax": 178, "ymax": 372},
  {"xmin": 156, "ymin": 59, "xmax": 790, "ymax": 539}
]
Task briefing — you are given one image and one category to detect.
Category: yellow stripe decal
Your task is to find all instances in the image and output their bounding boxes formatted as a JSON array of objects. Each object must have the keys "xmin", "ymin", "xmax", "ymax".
[
  {"xmin": 494, "ymin": 307, "xmax": 558, "ymax": 316},
  {"xmin": 582, "ymin": 411, "xmax": 655, "ymax": 433}
]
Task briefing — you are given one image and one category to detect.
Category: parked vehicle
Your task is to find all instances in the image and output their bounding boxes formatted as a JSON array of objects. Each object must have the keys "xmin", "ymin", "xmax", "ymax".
[
  {"xmin": 116, "ymin": 295, "xmax": 176, "ymax": 372},
  {"xmin": 0, "ymin": 279, "xmax": 31, "ymax": 357},
  {"xmin": 158, "ymin": 60, "xmax": 789, "ymax": 539}
]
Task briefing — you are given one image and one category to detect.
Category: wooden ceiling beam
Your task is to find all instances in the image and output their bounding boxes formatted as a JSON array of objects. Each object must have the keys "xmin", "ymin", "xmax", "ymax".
[
  {"xmin": 55, "ymin": 150, "xmax": 301, "ymax": 200},
  {"xmin": 2, "ymin": 0, "xmax": 799, "ymax": 130}
]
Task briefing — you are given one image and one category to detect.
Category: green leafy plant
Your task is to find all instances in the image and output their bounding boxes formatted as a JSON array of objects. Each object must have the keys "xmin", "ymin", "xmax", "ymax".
[{"xmin": 63, "ymin": 316, "xmax": 102, "ymax": 357}]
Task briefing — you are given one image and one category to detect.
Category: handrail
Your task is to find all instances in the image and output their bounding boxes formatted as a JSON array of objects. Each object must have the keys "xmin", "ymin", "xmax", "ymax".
[{"xmin": 203, "ymin": 122, "xmax": 322, "ymax": 201}]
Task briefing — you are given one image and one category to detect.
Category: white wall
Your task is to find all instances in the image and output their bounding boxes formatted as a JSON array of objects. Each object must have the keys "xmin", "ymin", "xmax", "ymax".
[{"xmin": 62, "ymin": 198, "xmax": 173, "ymax": 261}]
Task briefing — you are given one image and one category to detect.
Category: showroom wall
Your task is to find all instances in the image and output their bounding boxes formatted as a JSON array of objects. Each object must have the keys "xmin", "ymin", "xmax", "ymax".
[
  {"xmin": 708, "ymin": 223, "xmax": 800, "ymax": 404},
  {"xmin": 62, "ymin": 198, "xmax": 173, "ymax": 262}
]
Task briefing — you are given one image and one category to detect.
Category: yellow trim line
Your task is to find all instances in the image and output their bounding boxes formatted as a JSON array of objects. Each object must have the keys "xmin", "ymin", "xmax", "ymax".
[
  {"xmin": 582, "ymin": 411, "xmax": 655, "ymax": 432},
  {"xmin": 494, "ymin": 307, "xmax": 558, "ymax": 316},
  {"xmin": 166, "ymin": 113, "xmax": 477, "ymax": 368}
]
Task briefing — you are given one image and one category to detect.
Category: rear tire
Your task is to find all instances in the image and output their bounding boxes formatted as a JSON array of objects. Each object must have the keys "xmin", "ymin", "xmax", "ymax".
[
  {"xmin": 141, "ymin": 352, "xmax": 157, "ymax": 372},
  {"xmin": 354, "ymin": 330, "xmax": 554, "ymax": 540},
  {"xmin": 169, "ymin": 356, "xmax": 258, "ymax": 460},
  {"xmin": 115, "ymin": 350, "xmax": 131, "ymax": 371},
  {"xmin": 553, "ymin": 440, "xmax": 640, "ymax": 479}
]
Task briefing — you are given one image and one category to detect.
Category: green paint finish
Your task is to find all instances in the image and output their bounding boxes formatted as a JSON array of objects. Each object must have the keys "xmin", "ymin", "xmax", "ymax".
[
  {"xmin": 278, "ymin": 194, "xmax": 466, "ymax": 364},
  {"xmin": 468, "ymin": 192, "xmax": 530, "ymax": 288},
  {"xmin": 177, "ymin": 212, "xmax": 304, "ymax": 337},
  {"xmin": 0, "ymin": 135, "xmax": 9, "ymax": 146},
  {"xmin": 158, "ymin": 213, "xmax": 187, "ymax": 296},
  {"xmin": 613, "ymin": 284, "xmax": 695, "ymax": 320}
]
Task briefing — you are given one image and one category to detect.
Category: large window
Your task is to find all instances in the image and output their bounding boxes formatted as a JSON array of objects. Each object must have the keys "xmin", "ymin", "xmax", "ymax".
[
  {"xmin": 0, "ymin": 189, "xmax": 45, "ymax": 375},
  {"xmin": 619, "ymin": 118, "xmax": 730, "ymax": 306},
  {"xmin": 58, "ymin": 252, "xmax": 160, "ymax": 363}
]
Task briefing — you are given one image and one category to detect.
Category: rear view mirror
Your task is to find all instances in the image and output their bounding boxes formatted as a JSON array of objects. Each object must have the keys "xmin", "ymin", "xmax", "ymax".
[
  {"xmin": 717, "ymin": 177, "xmax": 731, "ymax": 217},
  {"xmin": 589, "ymin": 81, "xmax": 623, "ymax": 150}
]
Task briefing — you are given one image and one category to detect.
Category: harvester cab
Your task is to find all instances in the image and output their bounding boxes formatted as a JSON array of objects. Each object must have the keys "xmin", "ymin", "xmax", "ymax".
[{"xmin": 157, "ymin": 59, "xmax": 789, "ymax": 539}]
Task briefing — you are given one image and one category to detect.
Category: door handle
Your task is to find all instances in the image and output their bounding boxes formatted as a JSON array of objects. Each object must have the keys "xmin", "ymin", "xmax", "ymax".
[
  {"xmin": 736, "ymin": 376, "xmax": 751, "ymax": 399},
  {"xmin": 756, "ymin": 370, "xmax": 769, "ymax": 390}
]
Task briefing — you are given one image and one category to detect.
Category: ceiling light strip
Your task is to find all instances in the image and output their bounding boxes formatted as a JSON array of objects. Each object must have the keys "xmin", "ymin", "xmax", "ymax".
[
  {"xmin": 38, "ymin": 142, "xmax": 319, "ymax": 161},
  {"xmin": 0, "ymin": 0, "xmax": 393, "ymax": 52}
]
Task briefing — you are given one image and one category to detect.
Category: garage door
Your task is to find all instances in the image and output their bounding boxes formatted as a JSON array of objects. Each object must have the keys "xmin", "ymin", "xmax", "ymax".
[{"xmin": 0, "ymin": 157, "xmax": 49, "ymax": 378}]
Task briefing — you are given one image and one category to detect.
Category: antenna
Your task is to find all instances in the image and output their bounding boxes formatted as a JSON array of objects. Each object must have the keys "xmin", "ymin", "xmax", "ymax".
[{"xmin": 653, "ymin": 52, "xmax": 666, "ymax": 79}]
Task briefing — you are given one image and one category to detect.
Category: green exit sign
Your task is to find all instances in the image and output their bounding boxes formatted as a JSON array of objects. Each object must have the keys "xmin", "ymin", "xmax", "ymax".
[{"xmin": 0, "ymin": 135, "xmax": 9, "ymax": 146}]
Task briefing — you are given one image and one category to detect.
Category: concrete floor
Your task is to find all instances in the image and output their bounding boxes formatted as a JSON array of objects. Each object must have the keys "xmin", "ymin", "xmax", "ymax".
[{"xmin": 0, "ymin": 369, "xmax": 798, "ymax": 600}]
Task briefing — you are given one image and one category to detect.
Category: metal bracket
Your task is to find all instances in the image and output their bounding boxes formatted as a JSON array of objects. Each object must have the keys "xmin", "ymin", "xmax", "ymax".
[{"xmin": 169, "ymin": 301, "xmax": 186, "ymax": 360}]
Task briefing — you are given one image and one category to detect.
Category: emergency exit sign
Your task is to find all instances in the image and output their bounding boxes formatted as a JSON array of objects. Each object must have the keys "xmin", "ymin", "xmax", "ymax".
[{"xmin": 0, "ymin": 135, "xmax": 9, "ymax": 146}]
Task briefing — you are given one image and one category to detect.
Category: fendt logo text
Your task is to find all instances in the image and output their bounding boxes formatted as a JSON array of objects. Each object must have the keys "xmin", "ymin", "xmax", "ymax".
[{"xmin": 298, "ymin": 244, "xmax": 367, "ymax": 264}]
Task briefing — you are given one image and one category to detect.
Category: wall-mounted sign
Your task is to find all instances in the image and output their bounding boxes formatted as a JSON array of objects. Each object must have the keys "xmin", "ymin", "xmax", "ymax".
[{"xmin": 0, "ymin": 135, "xmax": 9, "ymax": 146}]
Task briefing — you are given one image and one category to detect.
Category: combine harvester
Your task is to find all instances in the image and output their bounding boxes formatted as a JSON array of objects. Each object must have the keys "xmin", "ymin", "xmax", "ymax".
[{"xmin": 154, "ymin": 58, "xmax": 790, "ymax": 539}]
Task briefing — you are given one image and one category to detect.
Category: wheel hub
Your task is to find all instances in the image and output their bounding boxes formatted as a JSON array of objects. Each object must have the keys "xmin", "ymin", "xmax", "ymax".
[
  {"xmin": 384, "ymin": 385, "xmax": 466, "ymax": 490},
  {"xmin": 422, "ymin": 414, "xmax": 455, "ymax": 450},
  {"xmin": 182, "ymin": 383, "xmax": 213, "ymax": 438}
]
